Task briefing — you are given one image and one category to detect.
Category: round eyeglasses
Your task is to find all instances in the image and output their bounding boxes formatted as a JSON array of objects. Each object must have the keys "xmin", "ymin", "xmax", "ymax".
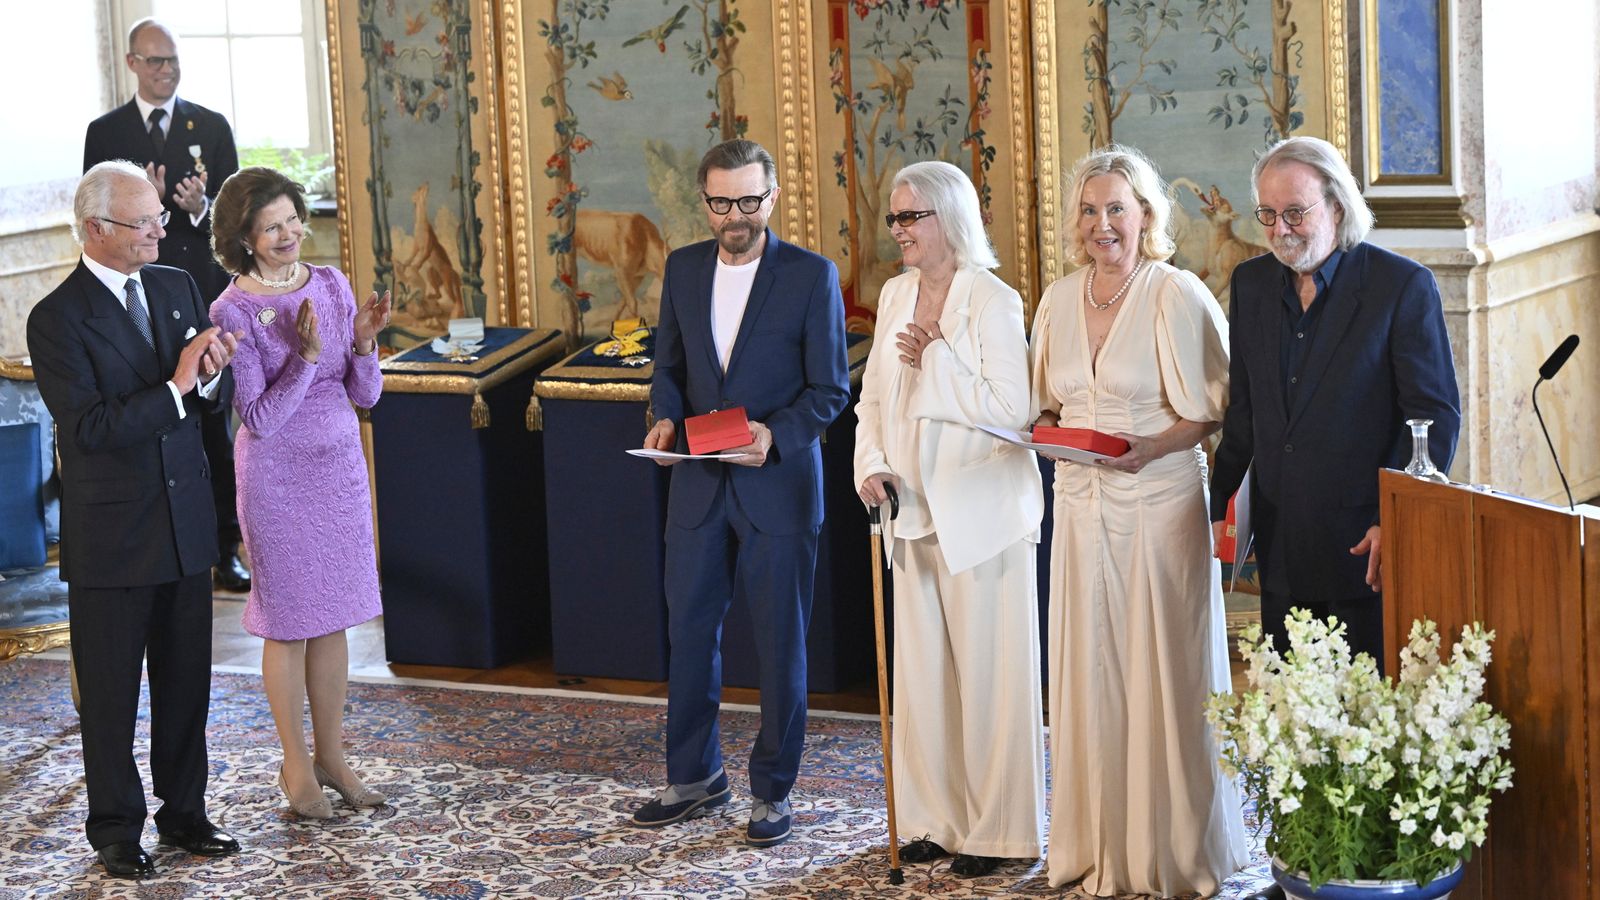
[
  {"xmin": 703, "ymin": 188, "xmax": 773, "ymax": 215},
  {"xmin": 1254, "ymin": 198, "xmax": 1323, "ymax": 228}
]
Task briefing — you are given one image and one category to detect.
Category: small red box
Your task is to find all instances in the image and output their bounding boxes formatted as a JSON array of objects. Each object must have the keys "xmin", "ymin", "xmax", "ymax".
[
  {"xmin": 1030, "ymin": 426, "xmax": 1130, "ymax": 458},
  {"xmin": 1217, "ymin": 491, "xmax": 1240, "ymax": 561},
  {"xmin": 685, "ymin": 407, "xmax": 751, "ymax": 454}
]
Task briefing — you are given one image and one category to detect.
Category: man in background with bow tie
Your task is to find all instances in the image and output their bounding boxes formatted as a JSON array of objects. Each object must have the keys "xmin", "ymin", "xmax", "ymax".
[
  {"xmin": 27, "ymin": 161, "xmax": 243, "ymax": 880},
  {"xmin": 83, "ymin": 17, "xmax": 249, "ymax": 592}
]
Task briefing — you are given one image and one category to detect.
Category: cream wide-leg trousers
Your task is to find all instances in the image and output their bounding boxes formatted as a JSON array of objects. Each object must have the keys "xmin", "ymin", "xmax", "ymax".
[{"xmin": 888, "ymin": 534, "xmax": 1045, "ymax": 859}]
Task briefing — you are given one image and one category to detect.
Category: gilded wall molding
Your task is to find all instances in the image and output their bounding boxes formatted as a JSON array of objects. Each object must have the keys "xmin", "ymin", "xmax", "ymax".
[
  {"xmin": 479, "ymin": 0, "xmax": 512, "ymax": 327},
  {"xmin": 1325, "ymin": 0, "xmax": 1350, "ymax": 162},
  {"xmin": 774, "ymin": 0, "xmax": 819, "ymax": 250},
  {"xmin": 500, "ymin": 0, "xmax": 535, "ymax": 328},
  {"xmin": 325, "ymin": 0, "xmax": 355, "ymax": 282},
  {"xmin": 1005, "ymin": 0, "xmax": 1035, "ymax": 304},
  {"xmin": 1031, "ymin": 0, "xmax": 1060, "ymax": 288},
  {"xmin": 1369, "ymin": 196, "xmax": 1471, "ymax": 230},
  {"xmin": 0, "ymin": 623, "xmax": 70, "ymax": 663}
]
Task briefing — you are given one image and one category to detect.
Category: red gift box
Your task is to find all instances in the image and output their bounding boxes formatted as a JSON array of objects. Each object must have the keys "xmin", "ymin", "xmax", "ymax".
[
  {"xmin": 1030, "ymin": 426, "xmax": 1130, "ymax": 458},
  {"xmin": 1217, "ymin": 491, "xmax": 1240, "ymax": 561},
  {"xmin": 685, "ymin": 407, "xmax": 752, "ymax": 454}
]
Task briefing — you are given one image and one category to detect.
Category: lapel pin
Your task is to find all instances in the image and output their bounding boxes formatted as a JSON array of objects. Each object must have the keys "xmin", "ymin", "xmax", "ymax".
[
  {"xmin": 186, "ymin": 120, "xmax": 195, "ymax": 130},
  {"xmin": 172, "ymin": 309, "xmax": 181, "ymax": 319},
  {"xmin": 259, "ymin": 308, "xmax": 277, "ymax": 325}
]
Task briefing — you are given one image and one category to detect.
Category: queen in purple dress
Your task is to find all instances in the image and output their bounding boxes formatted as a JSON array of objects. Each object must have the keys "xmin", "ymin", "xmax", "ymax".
[{"xmin": 209, "ymin": 167, "xmax": 392, "ymax": 819}]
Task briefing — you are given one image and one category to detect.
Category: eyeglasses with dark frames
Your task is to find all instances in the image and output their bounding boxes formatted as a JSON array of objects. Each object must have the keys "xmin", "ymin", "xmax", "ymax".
[
  {"xmin": 1254, "ymin": 198, "xmax": 1323, "ymax": 228},
  {"xmin": 131, "ymin": 53, "xmax": 179, "ymax": 69},
  {"xmin": 885, "ymin": 209, "xmax": 937, "ymax": 228},
  {"xmin": 703, "ymin": 188, "xmax": 773, "ymax": 215},
  {"xmin": 99, "ymin": 210, "xmax": 172, "ymax": 231}
]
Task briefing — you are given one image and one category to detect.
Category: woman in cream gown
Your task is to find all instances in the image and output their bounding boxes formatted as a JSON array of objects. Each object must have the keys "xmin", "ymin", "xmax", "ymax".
[{"xmin": 1033, "ymin": 145, "xmax": 1248, "ymax": 897}]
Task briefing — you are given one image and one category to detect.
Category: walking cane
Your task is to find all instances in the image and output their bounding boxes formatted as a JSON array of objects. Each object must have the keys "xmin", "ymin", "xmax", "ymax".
[{"xmin": 869, "ymin": 482, "xmax": 903, "ymax": 885}]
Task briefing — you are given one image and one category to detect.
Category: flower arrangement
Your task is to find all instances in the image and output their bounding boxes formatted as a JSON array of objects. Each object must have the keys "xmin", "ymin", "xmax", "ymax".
[{"xmin": 1206, "ymin": 609, "xmax": 1514, "ymax": 889}]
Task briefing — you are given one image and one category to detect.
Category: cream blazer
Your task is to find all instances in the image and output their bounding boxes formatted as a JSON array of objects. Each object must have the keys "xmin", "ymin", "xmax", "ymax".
[{"xmin": 853, "ymin": 266, "xmax": 1043, "ymax": 575}]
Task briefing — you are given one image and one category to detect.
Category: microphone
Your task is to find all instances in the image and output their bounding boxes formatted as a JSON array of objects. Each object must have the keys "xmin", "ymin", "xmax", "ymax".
[
  {"xmin": 1540, "ymin": 334, "xmax": 1580, "ymax": 380},
  {"xmin": 1532, "ymin": 334, "xmax": 1579, "ymax": 510}
]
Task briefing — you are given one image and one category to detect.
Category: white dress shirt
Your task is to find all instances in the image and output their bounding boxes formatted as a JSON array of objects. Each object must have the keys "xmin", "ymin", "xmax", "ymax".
[{"xmin": 80, "ymin": 253, "xmax": 220, "ymax": 416}]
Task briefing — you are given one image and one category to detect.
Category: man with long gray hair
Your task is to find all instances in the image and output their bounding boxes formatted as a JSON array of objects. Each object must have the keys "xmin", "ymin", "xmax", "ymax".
[
  {"xmin": 27, "ymin": 161, "xmax": 243, "ymax": 879},
  {"xmin": 1209, "ymin": 136, "xmax": 1459, "ymax": 742}
]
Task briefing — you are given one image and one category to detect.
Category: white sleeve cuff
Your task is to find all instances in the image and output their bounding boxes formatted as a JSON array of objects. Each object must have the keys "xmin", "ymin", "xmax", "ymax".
[{"xmin": 167, "ymin": 380, "xmax": 187, "ymax": 419}]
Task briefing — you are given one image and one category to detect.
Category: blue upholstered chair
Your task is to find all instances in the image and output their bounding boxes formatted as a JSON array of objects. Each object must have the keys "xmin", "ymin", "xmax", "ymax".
[{"xmin": 0, "ymin": 360, "xmax": 71, "ymax": 664}]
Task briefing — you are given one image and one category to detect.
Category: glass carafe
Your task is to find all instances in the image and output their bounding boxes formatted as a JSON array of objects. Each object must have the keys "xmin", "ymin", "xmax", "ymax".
[{"xmin": 1403, "ymin": 418, "xmax": 1450, "ymax": 483}]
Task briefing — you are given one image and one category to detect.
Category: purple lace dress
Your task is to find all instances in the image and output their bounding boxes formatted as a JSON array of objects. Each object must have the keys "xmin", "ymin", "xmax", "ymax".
[{"xmin": 210, "ymin": 265, "xmax": 383, "ymax": 640}]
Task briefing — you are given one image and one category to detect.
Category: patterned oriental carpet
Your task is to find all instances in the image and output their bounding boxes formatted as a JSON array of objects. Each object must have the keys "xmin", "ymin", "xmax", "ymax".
[{"xmin": 0, "ymin": 657, "xmax": 1275, "ymax": 898}]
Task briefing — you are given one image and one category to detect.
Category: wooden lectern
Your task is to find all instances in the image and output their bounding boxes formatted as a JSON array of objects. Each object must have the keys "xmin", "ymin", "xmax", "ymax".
[{"xmin": 1380, "ymin": 469, "xmax": 1600, "ymax": 900}]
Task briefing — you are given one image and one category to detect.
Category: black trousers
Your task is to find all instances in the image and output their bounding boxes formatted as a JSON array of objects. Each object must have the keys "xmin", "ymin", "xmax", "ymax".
[
  {"xmin": 201, "ymin": 406, "xmax": 240, "ymax": 546},
  {"xmin": 1258, "ymin": 586, "xmax": 1386, "ymax": 676},
  {"xmin": 68, "ymin": 571, "xmax": 214, "ymax": 848}
]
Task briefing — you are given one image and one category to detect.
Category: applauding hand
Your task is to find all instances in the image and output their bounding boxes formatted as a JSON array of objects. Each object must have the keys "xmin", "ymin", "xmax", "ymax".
[
  {"xmin": 296, "ymin": 299, "xmax": 322, "ymax": 364},
  {"xmin": 353, "ymin": 290, "xmax": 392, "ymax": 355}
]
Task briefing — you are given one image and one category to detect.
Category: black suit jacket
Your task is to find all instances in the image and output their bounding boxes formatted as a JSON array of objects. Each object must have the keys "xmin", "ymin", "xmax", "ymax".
[
  {"xmin": 26, "ymin": 263, "xmax": 231, "ymax": 588},
  {"xmin": 84, "ymin": 98, "xmax": 239, "ymax": 302},
  {"xmin": 1209, "ymin": 242, "xmax": 1460, "ymax": 603}
]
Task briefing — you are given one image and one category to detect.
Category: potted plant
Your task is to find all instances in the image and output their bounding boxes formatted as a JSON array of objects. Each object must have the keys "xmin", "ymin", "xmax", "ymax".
[{"xmin": 1206, "ymin": 609, "xmax": 1513, "ymax": 899}]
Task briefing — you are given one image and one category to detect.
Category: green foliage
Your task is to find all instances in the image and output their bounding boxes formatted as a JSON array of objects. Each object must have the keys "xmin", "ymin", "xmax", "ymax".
[{"xmin": 239, "ymin": 144, "xmax": 333, "ymax": 195}]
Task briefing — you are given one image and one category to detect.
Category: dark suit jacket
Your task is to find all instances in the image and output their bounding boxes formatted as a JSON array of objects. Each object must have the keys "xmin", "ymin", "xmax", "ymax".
[
  {"xmin": 1209, "ymin": 241, "xmax": 1460, "ymax": 603},
  {"xmin": 84, "ymin": 98, "xmax": 239, "ymax": 302},
  {"xmin": 651, "ymin": 231, "xmax": 850, "ymax": 535},
  {"xmin": 26, "ymin": 263, "xmax": 231, "ymax": 588}
]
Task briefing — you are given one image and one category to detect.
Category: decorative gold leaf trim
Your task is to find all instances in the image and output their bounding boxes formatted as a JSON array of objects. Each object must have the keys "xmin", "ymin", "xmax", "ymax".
[
  {"xmin": 0, "ymin": 622, "xmax": 71, "ymax": 663},
  {"xmin": 774, "ymin": 0, "xmax": 819, "ymax": 250},
  {"xmin": 500, "ymin": 0, "xmax": 535, "ymax": 327},
  {"xmin": 1004, "ymin": 0, "xmax": 1036, "ymax": 308},
  {"xmin": 1032, "ymin": 0, "xmax": 1060, "ymax": 290},
  {"xmin": 0, "ymin": 358, "xmax": 34, "ymax": 381},
  {"xmin": 534, "ymin": 380, "xmax": 653, "ymax": 402},
  {"xmin": 326, "ymin": 0, "xmax": 355, "ymax": 283}
]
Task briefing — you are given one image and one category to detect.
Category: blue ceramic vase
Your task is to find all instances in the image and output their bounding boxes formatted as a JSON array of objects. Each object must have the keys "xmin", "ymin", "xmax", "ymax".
[{"xmin": 1271, "ymin": 860, "xmax": 1464, "ymax": 900}]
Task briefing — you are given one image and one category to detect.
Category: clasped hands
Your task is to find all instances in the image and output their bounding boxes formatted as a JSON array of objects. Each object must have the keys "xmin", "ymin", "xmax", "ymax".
[
  {"xmin": 642, "ymin": 417, "xmax": 773, "ymax": 468},
  {"xmin": 145, "ymin": 163, "xmax": 208, "ymax": 216},
  {"xmin": 174, "ymin": 327, "xmax": 242, "ymax": 394}
]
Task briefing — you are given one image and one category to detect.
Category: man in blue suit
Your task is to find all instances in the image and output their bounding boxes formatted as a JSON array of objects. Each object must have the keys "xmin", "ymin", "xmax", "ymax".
[
  {"xmin": 1210, "ymin": 136, "xmax": 1460, "ymax": 711},
  {"xmin": 633, "ymin": 139, "xmax": 850, "ymax": 847}
]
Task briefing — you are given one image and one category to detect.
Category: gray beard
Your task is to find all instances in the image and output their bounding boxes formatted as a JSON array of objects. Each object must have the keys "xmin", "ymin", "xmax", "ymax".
[{"xmin": 717, "ymin": 222, "xmax": 761, "ymax": 256}]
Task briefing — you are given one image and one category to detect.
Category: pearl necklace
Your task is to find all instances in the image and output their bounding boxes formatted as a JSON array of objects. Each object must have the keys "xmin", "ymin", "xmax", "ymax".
[
  {"xmin": 1085, "ymin": 257, "xmax": 1144, "ymax": 311},
  {"xmin": 253, "ymin": 261, "xmax": 301, "ymax": 289}
]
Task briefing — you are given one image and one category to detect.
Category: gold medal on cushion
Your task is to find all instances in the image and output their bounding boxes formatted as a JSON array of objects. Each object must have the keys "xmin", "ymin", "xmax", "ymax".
[{"xmin": 594, "ymin": 317, "xmax": 651, "ymax": 362}]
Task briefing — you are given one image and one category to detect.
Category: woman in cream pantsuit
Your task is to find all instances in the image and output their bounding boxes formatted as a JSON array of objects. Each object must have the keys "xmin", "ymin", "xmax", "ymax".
[
  {"xmin": 853, "ymin": 160, "xmax": 1045, "ymax": 880},
  {"xmin": 1033, "ymin": 145, "xmax": 1247, "ymax": 897}
]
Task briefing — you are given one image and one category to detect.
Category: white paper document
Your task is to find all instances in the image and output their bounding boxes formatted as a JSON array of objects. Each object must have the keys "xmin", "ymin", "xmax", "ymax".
[
  {"xmin": 626, "ymin": 448, "xmax": 743, "ymax": 461},
  {"xmin": 975, "ymin": 424, "xmax": 1120, "ymax": 465}
]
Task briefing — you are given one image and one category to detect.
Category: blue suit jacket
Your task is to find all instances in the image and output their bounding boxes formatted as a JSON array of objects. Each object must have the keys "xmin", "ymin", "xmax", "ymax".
[
  {"xmin": 26, "ymin": 263, "xmax": 231, "ymax": 588},
  {"xmin": 1209, "ymin": 242, "xmax": 1460, "ymax": 603},
  {"xmin": 650, "ymin": 231, "xmax": 850, "ymax": 535}
]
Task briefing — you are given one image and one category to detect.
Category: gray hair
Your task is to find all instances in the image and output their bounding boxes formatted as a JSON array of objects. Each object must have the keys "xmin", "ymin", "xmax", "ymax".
[
  {"xmin": 890, "ymin": 160, "xmax": 999, "ymax": 270},
  {"xmin": 73, "ymin": 160, "xmax": 150, "ymax": 245},
  {"xmin": 1063, "ymin": 144, "xmax": 1176, "ymax": 267},
  {"xmin": 1252, "ymin": 136, "xmax": 1373, "ymax": 249},
  {"xmin": 696, "ymin": 139, "xmax": 777, "ymax": 191}
]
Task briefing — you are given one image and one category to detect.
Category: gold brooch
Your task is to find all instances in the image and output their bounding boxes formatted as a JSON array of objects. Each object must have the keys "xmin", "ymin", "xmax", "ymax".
[{"xmin": 258, "ymin": 308, "xmax": 277, "ymax": 325}]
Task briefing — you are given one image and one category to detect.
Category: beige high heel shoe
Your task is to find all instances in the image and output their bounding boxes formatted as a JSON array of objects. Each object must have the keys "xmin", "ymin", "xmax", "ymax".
[
  {"xmin": 278, "ymin": 766, "xmax": 333, "ymax": 819},
  {"xmin": 314, "ymin": 761, "xmax": 387, "ymax": 808}
]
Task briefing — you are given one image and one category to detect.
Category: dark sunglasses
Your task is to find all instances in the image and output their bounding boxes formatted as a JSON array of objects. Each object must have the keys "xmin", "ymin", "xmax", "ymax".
[
  {"xmin": 703, "ymin": 188, "xmax": 773, "ymax": 215},
  {"xmin": 885, "ymin": 209, "xmax": 936, "ymax": 228}
]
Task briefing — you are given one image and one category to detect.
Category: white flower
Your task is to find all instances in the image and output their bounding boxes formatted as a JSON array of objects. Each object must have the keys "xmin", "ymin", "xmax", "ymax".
[{"xmin": 1399, "ymin": 818, "xmax": 1418, "ymax": 835}]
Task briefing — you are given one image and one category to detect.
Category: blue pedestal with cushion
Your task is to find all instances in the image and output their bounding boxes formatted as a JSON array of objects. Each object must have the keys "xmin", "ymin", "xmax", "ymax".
[
  {"xmin": 1, "ymin": 360, "xmax": 71, "ymax": 663},
  {"xmin": 369, "ymin": 328, "xmax": 565, "ymax": 668}
]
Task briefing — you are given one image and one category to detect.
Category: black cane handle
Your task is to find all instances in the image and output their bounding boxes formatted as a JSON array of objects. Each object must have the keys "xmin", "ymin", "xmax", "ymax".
[{"xmin": 867, "ymin": 481, "xmax": 900, "ymax": 525}]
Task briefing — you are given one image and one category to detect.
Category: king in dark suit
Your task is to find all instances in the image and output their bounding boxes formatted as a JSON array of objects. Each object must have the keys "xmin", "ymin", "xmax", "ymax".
[
  {"xmin": 83, "ymin": 18, "xmax": 249, "ymax": 590},
  {"xmin": 1210, "ymin": 136, "xmax": 1461, "ymax": 701},
  {"xmin": 632, "ymin": 140, "xmax": 850, "ymax": 847},
  {"xmin": 26, "ymin": 162, "xmax": 244, "ymax": 879}
]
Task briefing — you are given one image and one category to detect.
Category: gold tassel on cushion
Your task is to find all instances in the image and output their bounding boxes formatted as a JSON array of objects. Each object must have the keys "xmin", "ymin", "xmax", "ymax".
[
  {"xmin": 471, "ymin": 392, "xmax": 490, "ymax": 428},
  {"xmin": 645, "ymin": 403, "xmax": 656, "ymax": 431},
  {"xmin": 526, "ymin": 392, "xmax": 544, "ymax": 431}
]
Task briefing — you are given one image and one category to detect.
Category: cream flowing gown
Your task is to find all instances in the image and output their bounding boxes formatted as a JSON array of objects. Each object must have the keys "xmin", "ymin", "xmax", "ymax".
[{"xmin": 1032, "ymin": 261, "xmax": 1248, "ymax": 897}]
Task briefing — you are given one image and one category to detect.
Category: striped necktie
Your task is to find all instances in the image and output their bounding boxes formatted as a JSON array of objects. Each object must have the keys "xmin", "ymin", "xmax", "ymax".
[{"xmin": 123, "ymin": 278, "xmax": 156, "ymax": 349}]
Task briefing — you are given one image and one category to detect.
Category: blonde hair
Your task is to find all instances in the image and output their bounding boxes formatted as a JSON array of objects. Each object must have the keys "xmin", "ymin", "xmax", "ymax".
[{"xmin": 1062, "ymin": 144, "xmax": 1175, "ymax": 267}]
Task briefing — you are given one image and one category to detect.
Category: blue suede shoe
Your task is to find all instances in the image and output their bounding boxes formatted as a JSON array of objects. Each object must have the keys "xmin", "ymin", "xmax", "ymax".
[
  {"xmin": 745, "ymin": 798, "xmax": 793, "ymax": 847},
  {"xmin": 631, "ymin": 770, "xmax": 730, "ymax": 827}
]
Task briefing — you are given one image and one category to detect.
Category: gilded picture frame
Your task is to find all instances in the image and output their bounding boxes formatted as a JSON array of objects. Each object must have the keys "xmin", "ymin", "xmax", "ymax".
[
  {"xmin": 1034, "ymin": 0, "xmax": 1350, "ymax": 299},
  {"xmin": 326, "ymin": 0, "xmax": 516, "ymax": 351}
]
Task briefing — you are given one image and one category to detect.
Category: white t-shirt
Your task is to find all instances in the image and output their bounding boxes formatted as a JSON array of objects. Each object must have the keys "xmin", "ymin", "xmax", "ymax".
[{"xmin": 711, "ymin": 256, "xmax": 761, "ymax": 373}]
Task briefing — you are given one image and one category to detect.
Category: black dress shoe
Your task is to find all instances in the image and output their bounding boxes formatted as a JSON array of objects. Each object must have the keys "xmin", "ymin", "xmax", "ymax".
[
  {"xmin": 158, "ymin": 821, "xmax": 242, "ymax": 856},
  {"xmin": 1244, "ymin": 886, "xmax": 1287, "ymax": 900},
  {"xmin": 214, "ymin": 544, "xmax": 251, "ymax": 592},
  {"xmin": 949, "ymin": 854, "xmax": 1002, "ymax": 878},
  {"xmin": 97, "ymin": 841, "xmax": 155, "ymax": 879},
  {"xmin": 899, "ymin": 838, "xmax": 949, "ymax": 863}
]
